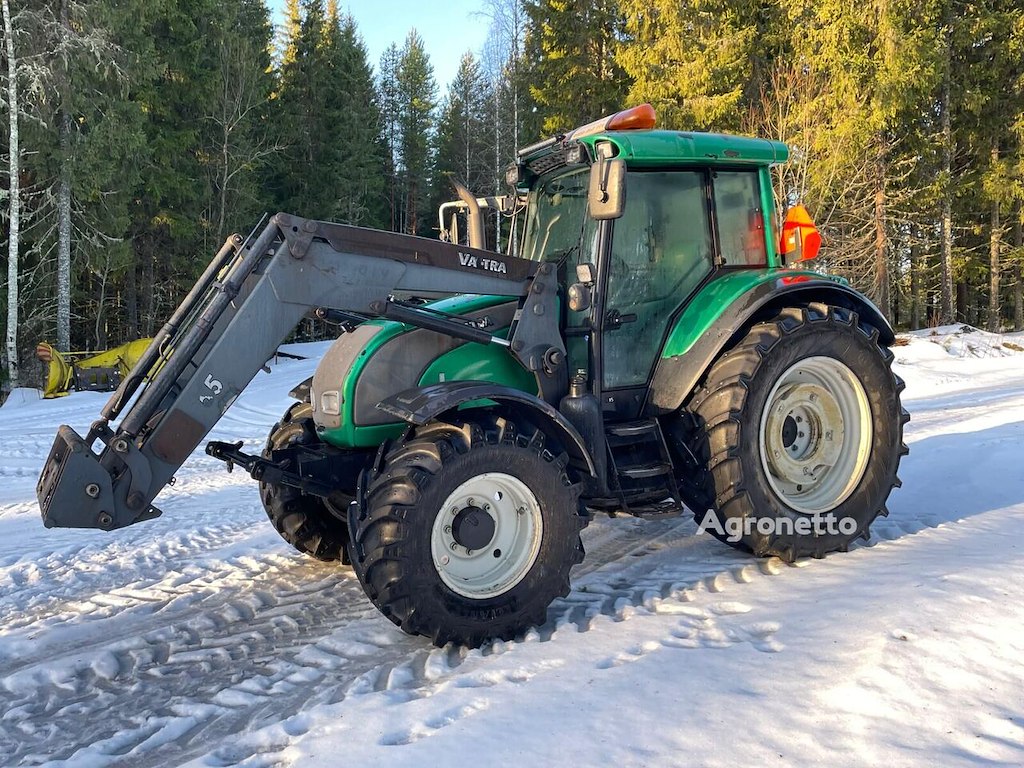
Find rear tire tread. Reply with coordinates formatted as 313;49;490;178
682;304;907;561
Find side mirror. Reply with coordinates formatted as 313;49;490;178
588;157;626;220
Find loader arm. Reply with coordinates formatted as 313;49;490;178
37;213;566;531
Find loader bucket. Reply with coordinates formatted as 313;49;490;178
37;424;162;530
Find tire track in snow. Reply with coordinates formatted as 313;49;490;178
0;495;961;768
3;368;1020;767
0;521;264;634
0;511;700;767
197;513;957;768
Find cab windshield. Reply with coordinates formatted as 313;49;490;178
520;167;591;263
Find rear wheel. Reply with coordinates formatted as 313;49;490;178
348;412;586;647
259;402;351;562
684;304;908;561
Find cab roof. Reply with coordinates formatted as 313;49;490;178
517;129;789;184
578;129;789;167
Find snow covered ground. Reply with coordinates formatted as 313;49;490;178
1;327;1022;767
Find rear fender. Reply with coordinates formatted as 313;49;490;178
646;273;893;414
378;381;597;478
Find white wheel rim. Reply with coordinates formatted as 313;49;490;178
758;356;872;515
430;472;543;599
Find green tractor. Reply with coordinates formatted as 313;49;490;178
37;104;907;647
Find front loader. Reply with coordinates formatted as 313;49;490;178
38;104;907;647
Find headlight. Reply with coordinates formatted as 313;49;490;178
320;390;341;416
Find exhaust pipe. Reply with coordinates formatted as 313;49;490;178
451;180;485;250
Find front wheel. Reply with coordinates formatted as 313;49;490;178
259;402;351;562
348;413;586;647
685;303;908;561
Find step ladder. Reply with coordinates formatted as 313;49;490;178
604;419;685;518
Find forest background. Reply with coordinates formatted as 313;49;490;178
2;0;1022;390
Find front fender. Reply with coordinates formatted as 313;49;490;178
646;271;893;414
378;381;597;477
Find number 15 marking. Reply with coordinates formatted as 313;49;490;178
200;373;223;404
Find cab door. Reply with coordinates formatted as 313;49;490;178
600;170;715;393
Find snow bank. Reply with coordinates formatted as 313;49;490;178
893;326;1024;406
899;324;1024;360
0;387;42;410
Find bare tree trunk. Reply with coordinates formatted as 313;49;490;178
217;119;229;243
1014;211;1022;331
407;179;417;235
873;150;889;319
57;168;72;350
910;243;921;330
56;0;72;352
3;0;20;389
494;81;501;249
987;140;1001;332
938;15;955;325
956;279;967;324
140;238;155;336
92;264;109;349
124;262;139;340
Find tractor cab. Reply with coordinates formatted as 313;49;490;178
476;105;795;419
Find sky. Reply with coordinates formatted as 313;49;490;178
268;0;492;91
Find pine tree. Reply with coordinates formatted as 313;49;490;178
396;30;437;236
432;52;494;242
281;0;301;66
959;0;1024;330
124;0;222;336
65;0;152;348
435;53;491;191
522;0;626;135
378;43;402;231
775;0;939;318
322;12;387;226
274;0;332;219
617;0;780;131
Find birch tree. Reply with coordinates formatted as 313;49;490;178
3;0;20;389
204;0;277;246
480;0;529;247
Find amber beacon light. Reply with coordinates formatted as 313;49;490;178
569;104;658;140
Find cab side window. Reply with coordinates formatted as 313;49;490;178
603;171;713;389
714;171;767;267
